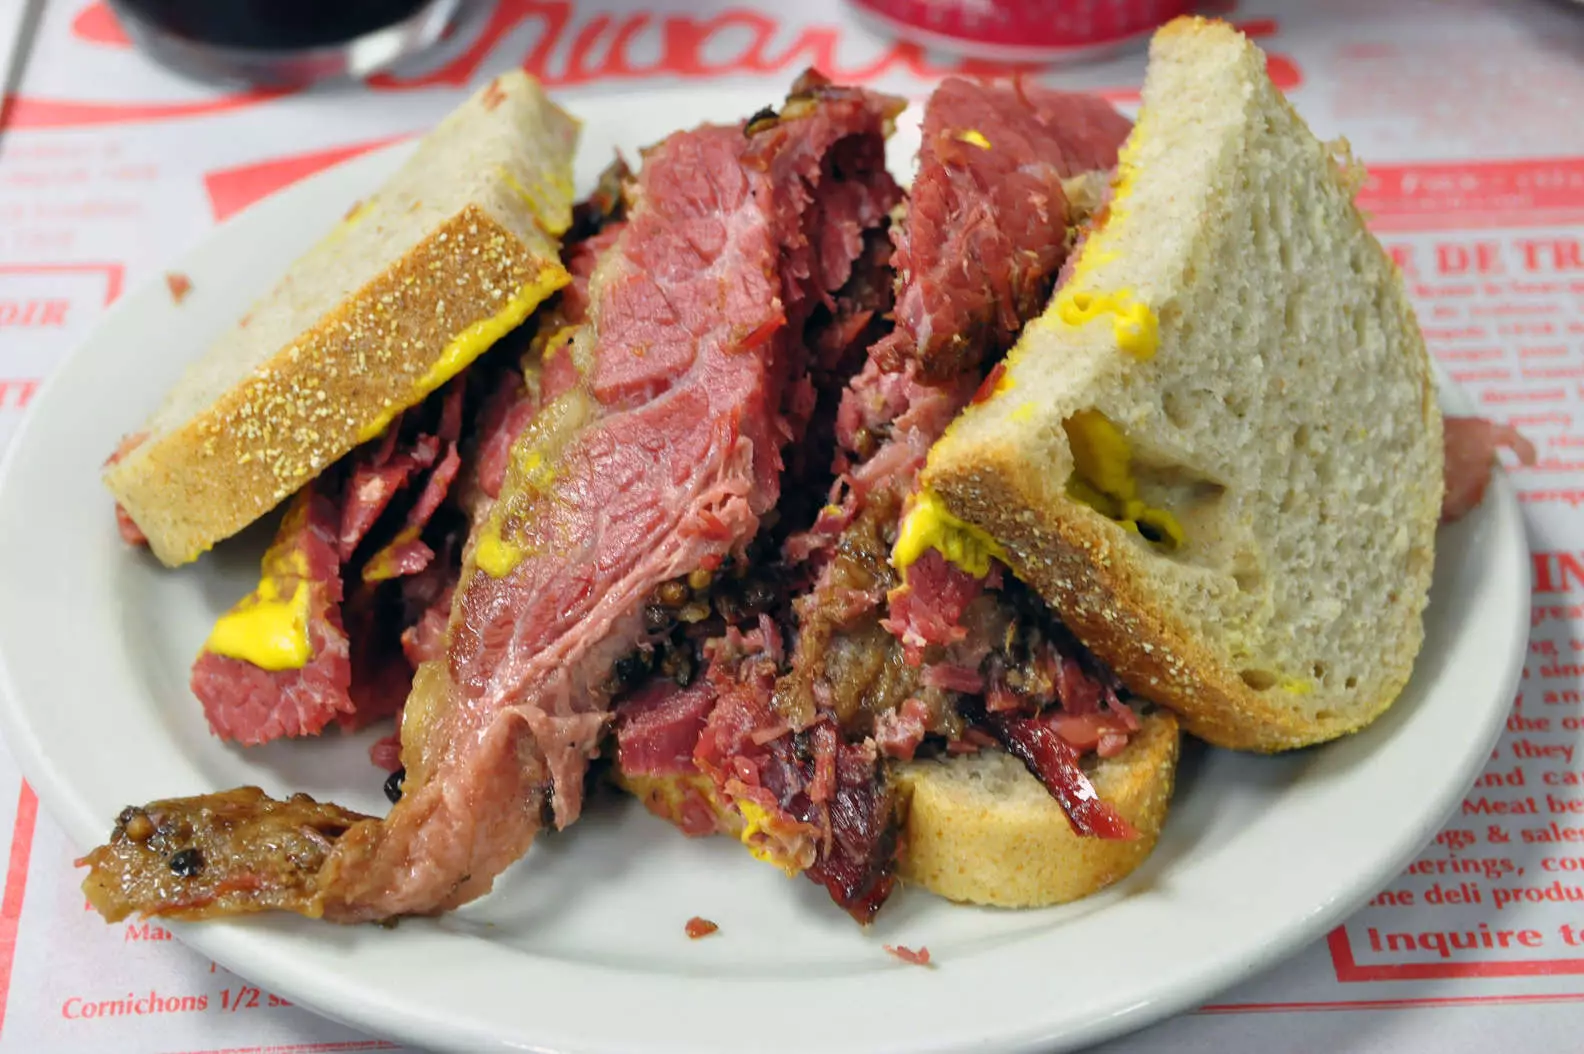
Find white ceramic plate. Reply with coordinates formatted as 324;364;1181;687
0;87;1530;1054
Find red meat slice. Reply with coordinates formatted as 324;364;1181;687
878;78;1130;380
1442;416;1536;523
190;485;353;744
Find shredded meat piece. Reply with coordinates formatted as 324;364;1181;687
685;916;719;939
1442;416;1536;522
962;697;1137;840
165;272;192;304
688;656;902;924
874;697;930;761
884;944;932;966
105;433;150;547
882;548;984;662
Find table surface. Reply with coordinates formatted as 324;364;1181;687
2;0;1584;1050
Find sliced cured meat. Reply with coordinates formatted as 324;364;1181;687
877;78;1131;380
472;369;541;505
781;231;900;533
1442;416;1536;523
360;443;462;583
191;379;471;748
776;363;979;731
556;219;626;336
398;567;454;670
73;79;908;927
773;73;1137;781
190;484;353;744
616;679;720;777
340;588;416;734
473;222;626;503
339;432;438;561
369;550;462;771
961;697;1137;840
710;82;1143;919
303;81;905;922
106;433;150;546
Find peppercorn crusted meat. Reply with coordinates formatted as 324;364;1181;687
78;788;371;923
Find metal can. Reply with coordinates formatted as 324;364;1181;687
846;0;1193;64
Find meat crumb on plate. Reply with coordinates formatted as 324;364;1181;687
685;917;719;939
883;944;932;966
165;272;191;303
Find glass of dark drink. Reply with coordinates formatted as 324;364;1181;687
107;0;467;87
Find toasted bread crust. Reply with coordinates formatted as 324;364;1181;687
896;710;1179;907
104;205;567;567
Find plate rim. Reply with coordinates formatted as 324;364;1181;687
0;90;1533;1054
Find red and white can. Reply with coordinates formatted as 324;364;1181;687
847;0;1194;64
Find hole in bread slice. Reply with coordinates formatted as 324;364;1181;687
1060;409;1227;557
1239;668;1278;691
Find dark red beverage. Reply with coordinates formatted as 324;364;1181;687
111;0;436;50
108;0;463;86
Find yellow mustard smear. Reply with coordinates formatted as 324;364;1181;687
1055;289;1158;360
341;199;374;229
956;128;992;150
1101;107;1146;225
498;165;574;239
360;526;420;583
892;489;1009;577
474;530;525;579
1062;410;1184;550
539;324;579;360
202;546;313;672
1035;112;1160;361
621;771;741;827
736;800;808;877
473;446;561;578
355;265;570;445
